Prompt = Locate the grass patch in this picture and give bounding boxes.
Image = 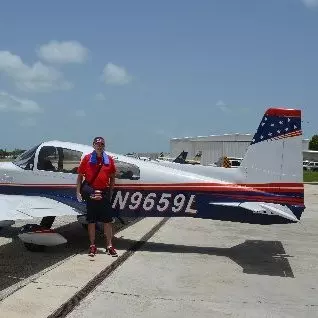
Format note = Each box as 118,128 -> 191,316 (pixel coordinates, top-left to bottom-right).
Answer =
303,171 -> 318,182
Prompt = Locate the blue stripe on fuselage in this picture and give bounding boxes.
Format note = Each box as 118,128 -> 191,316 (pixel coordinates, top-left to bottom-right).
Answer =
0,185 -> 304,224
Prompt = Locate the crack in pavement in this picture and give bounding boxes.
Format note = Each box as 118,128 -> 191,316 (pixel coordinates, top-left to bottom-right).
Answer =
96,290 -> 318,308
48,217 -> 170,318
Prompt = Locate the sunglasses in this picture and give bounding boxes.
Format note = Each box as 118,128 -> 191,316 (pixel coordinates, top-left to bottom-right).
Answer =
94,142 -> 105,146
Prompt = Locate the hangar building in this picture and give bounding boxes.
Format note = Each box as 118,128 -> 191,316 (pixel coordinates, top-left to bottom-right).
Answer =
170,134 -> 312,166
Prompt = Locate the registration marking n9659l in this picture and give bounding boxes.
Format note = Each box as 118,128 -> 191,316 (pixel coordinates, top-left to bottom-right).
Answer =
112,190 -> 197,214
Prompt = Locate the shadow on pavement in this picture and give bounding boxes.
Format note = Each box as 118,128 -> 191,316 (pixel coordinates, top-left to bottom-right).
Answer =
0,217 -> 139,297
113,237 -> 295,278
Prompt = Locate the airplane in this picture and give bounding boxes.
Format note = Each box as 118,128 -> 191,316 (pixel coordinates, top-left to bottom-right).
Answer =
210,156 -> 243,168
0,107 -> 305,252
156,150 -> 201,165
156,151 -> 188,163
125,152 -> 151,161
183,151 -> 202,165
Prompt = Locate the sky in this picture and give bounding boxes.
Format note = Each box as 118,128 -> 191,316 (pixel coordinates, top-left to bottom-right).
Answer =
0,0 -> 317,153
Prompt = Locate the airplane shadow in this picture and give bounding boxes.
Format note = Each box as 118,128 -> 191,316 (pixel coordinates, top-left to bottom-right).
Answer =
0,218 -> 137,297
0,223 -> 294,298
112,237 -> 295,278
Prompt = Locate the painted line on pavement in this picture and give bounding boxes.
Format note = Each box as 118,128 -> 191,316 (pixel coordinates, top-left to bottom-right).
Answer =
48,217 -> 170,318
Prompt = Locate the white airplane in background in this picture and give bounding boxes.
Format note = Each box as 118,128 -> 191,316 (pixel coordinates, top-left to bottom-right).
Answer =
156,151 -> 188,163
157,151 -> 202,165
184,151 -> 202,165
0,107 -> 305,251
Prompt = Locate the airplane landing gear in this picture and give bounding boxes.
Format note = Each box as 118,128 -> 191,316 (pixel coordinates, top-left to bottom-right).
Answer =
18,217 -> 67,252
40,216 -> 55,228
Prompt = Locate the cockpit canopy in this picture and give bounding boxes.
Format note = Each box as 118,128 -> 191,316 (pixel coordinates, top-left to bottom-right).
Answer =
12,143 -> 140,180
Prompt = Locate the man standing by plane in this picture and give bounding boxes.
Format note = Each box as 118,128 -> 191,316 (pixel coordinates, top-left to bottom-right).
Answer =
76,137 -> 118,257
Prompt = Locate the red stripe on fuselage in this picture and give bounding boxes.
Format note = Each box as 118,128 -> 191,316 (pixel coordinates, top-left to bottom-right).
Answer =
0,182 -> 303,205
0,182 -> 304,191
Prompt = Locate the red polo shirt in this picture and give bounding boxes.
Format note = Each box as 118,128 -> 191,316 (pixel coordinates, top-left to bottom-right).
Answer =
78,153 -> 116,190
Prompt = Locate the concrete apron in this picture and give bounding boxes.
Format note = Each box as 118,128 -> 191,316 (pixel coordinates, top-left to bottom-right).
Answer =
0,217 -> 165,318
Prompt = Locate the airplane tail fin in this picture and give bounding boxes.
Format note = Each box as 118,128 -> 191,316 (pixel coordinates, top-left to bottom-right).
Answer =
240,107 -> 303,183
173,150 -> 188,163
192,151 -> 202,162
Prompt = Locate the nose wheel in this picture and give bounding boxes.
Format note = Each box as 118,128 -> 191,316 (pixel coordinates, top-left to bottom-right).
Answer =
18,218 -> 67,252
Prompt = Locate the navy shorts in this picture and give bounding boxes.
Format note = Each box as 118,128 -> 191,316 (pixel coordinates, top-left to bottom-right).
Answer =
86,194 -> 113,224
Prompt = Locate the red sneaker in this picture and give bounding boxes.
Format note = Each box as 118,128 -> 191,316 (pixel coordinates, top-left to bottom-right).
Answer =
88,244 -> 97,257
107,246 -> 118,257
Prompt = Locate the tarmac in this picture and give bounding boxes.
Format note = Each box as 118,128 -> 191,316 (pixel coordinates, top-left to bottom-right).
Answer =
0,184 -> 317,317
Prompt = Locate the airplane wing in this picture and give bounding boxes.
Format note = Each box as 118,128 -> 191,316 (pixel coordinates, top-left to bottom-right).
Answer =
209,201 -> 298,222
0,194 -> 81,221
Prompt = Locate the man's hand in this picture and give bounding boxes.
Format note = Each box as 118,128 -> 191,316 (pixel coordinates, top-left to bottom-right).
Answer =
109,189 -> 114,201
76,191 -> 82,202
76,174 -> 84,202
109,172 -> 115,202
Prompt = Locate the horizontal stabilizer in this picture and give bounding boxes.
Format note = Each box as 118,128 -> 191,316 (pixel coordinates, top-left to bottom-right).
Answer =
210,201 -> 298,222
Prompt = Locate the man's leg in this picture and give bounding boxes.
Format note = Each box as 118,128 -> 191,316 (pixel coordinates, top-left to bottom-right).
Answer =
103,222 -> 113,247
86,199 -> 97,256
88,223 -> 96,246
104,221 -> 118,257
100,195 -> 118,257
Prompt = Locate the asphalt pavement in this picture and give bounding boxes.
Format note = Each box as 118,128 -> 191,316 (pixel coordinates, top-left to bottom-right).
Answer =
0,185 -> 317,317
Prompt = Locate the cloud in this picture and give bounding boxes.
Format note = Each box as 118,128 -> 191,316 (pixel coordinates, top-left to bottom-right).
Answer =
37,40 -> 89,64
19,117 -> 37,127
101,63 -> 132,85
75,109 -> 86,117
216,100 -> 229,113
301,0 -> 318,8
216,100 -> 249,114
0,51 -> 73,92
0,92 -> 42,113
155,129 -> 173,138
94,93 -> 106,101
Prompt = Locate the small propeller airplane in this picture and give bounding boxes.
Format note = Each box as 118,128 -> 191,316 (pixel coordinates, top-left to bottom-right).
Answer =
183,151 -> 202,165
0,107 -> 305,251
156,151 -> 188,163
156,150 -> 201,165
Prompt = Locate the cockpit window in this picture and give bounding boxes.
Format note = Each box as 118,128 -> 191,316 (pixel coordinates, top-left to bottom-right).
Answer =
12,144 -> 40,170
58,148 -> 83,174
37,146 -> 58,171
114,159 -> 140,180
230,160 -> 241,167
36,146 -> 83,173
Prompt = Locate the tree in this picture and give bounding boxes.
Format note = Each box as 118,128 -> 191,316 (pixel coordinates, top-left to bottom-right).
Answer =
309,135 -> 318,151
0,149 -> 5,158
11,149 -> 25,158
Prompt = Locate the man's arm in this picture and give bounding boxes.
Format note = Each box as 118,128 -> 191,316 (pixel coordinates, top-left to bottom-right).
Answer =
76,174 -> 83,193
108,157 -> 116,199
76,173 -> 84,201
109,172 -> 115,199
76,155 -> 87,202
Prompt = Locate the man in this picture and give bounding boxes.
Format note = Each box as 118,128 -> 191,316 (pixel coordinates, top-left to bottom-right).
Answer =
76,137 -> 118,257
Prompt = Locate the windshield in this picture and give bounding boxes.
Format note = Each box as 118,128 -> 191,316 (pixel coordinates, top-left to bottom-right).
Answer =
12,144 -> 40,170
